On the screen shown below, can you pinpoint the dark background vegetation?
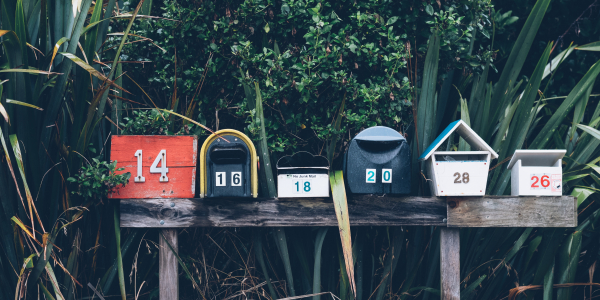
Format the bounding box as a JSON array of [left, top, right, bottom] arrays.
[[1, 0, 600, 299]]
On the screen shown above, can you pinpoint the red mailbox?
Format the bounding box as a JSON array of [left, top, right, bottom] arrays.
[[108, 135, 197, 199]]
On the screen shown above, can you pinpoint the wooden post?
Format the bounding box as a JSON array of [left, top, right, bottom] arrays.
[[160, 229, 178, 300], [440, 227, 460, 300]]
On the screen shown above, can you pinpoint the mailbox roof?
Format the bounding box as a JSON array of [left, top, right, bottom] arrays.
[[507, 149, 566, 169], [354, 126, 405, 142], [277, 151, 330, 169], [418, 120, 498, 161]]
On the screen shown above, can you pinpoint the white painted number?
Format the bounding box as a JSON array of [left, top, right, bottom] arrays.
[[216, 172, 226, 186], [150, 150, 169, 182], [366, 169, 376, 183], [231, 172, 242, 186], [134, 150, 146, 182], [382, 169, 392, 183]]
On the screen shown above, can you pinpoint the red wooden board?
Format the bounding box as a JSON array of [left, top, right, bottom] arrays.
[[109, 135, 197, 199]]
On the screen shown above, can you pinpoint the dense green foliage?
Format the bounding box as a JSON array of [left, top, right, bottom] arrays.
[[67, 158, 131, 202], [0, 0, 600, 299], [124, 0, 493, 156]]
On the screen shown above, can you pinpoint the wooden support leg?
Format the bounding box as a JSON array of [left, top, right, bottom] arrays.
[[160, 229, 178, 300], [440, 227, 460, 300]]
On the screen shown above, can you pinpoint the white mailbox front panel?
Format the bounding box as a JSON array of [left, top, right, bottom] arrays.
[[511, 160, 562, 196], [277, 174, 330, 198], [428, 151, 491, 196]]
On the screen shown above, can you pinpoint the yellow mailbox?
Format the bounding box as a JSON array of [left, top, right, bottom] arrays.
[[200, 129, 258, 198]]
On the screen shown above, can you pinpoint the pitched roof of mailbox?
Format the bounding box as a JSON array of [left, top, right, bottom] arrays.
[[418, 120, 499, 161]]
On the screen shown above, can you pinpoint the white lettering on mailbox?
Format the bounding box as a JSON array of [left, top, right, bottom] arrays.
[[150, 149, 169, 182], [366, 169, 376, 183]]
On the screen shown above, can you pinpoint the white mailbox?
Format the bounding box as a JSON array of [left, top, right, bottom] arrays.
[[276, 152, 330, 198], [507, 150, 565, 196], [418, 120, 498, 196]]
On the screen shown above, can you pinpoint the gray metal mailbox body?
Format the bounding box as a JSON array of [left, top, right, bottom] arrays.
[[205, 135, 252, 197], [344, 126, 411, 195]]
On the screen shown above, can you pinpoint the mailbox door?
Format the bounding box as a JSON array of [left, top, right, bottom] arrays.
[[205, 135, 252, 197]]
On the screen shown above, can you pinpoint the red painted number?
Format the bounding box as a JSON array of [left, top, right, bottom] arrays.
[[531, 176, 539, 188], [541, 175, 550, 187]]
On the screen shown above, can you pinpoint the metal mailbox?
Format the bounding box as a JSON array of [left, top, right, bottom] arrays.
[[419, 120, 498, 196], [200, 129, 258, 198], [276, 152, 330, 198], [507, 149, 565, 196], [344, 126, 411, 195]]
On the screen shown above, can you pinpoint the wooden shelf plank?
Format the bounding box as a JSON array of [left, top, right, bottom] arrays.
[[120, 195, 577, 228], [446, 196, 577, 227], [120, 195, 447, 228]]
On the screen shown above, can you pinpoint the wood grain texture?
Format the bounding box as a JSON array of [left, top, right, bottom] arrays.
[[109, 135, 197, 199], [440, 227, 460, 300], [446, 196, 577, 227], [119, 195, 447, 227], [159, 229, 178, 300]]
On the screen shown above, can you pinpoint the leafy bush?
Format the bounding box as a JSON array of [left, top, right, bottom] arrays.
[[67, 158, 131, 202], [120, 108, 198, 135], [124, 0, 493, 156]]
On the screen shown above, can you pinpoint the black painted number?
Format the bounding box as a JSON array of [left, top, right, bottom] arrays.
[[453, 172, 470, 184]]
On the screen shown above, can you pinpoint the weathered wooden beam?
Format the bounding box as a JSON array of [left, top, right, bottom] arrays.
[[159, 229, 178, 300], [446, 196, 577, 227], [120, 195, 447, 227], [440, 227, 460, 300]]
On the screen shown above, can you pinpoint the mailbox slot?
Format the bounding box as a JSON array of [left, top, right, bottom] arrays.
[[344, 126, 411, 195], [210, 146, 247, 163]]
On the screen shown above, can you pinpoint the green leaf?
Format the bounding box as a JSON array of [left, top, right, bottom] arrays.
[[5, 99, 43, 110], [491, 0, 550, 118], [576, 123, 600, 141], [386, 16, 398, 25], [330, 170, 356, 298], [425, 4, 434, 15], [530, 59, 600, 149], [575, 41, 600, 51], [571, 187, 595, 207]]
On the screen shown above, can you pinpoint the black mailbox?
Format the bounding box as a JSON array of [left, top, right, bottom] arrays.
[[200, 129, 258, 198], [344, 126, 410, 195]]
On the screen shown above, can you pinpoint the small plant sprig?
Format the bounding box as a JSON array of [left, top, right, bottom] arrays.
[[120, 108, 196, 135], [67, 158, 131, 202]]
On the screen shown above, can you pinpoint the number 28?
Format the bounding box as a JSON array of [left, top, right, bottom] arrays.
[[453, 172, 470, 184]]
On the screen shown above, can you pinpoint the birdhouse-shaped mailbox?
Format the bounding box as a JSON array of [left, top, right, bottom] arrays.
[[507, 150, 565, 196], [276, 152, 330, 198], [108, 135, 198, 199], [419, 120, 498, 196], [200, 129, 258, 198], [344, 126, 411, 195]]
